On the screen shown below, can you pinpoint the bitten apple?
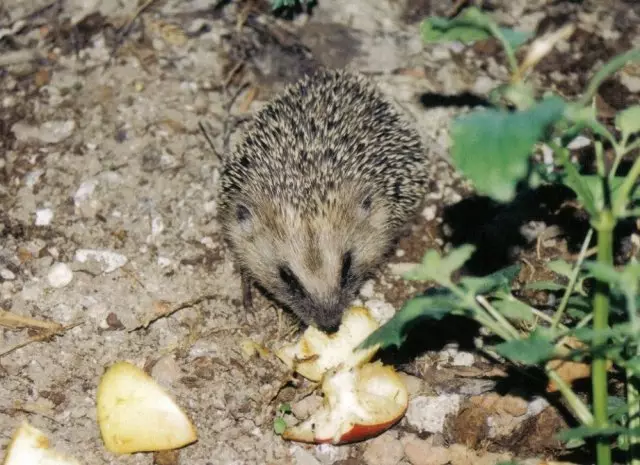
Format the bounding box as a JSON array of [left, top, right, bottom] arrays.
[[3, 422, 81, 465], [276, 306, 380, 382], [283, 362, 408, 444], [275, 306, 408, 444], [96, 361, 197, 454]]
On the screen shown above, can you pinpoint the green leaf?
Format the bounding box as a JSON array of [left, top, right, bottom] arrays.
[[460, 264, 521, 295], [273, 417, 287, 435], [583, 262, 622, 287], [278, 403, 292, 414], [524, 280, 566, 291], [546, 259, 574, 280], [358, 290, 462, 350], [615, 105, 640, 138], [404, 245, 476, 284], [494, 329, 556, 364], [556, 425, 636, 441], [451, 97, 566, 202], [420, 7, 531, 50], [563, 175, 625, 213], [493, 297, 535, 323]]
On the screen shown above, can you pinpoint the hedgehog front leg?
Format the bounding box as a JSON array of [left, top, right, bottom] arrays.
[[241, 271, 254, 314]]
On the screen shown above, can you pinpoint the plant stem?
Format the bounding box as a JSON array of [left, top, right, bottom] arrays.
[[488, 23, 519, 75], [578, 49, 640, 107], [551, 228, 594, 329], [592, 210, 615, 465], [627, 370, 640, 465], [546, 365, 595, 426], [477, 295, 521, 339], [613, 152, 640, 217]]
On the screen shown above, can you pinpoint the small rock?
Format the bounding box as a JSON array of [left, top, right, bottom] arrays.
[[451, 352, 474, 367], [74, 179, 98, 207], [363, 430, 404, 465], [359, 280, 375, 299], [406, 394, 461, 433], [314, 443, 349, 465], [11, 120, 76, 144], [35, 208, 54, 226], [151, 355, 182, 388], [47, 263, 73, 288], [398, 373, 423, 397], [364, 299, 395, 324], [0, 268, 16, 280], [620, 72, 640, 92], [291, 394, 323, 420], [404, 437, 449, 465], [449, 406, 488, 448], [291, 445, 321, 465], [74, 249, 127, 273], [421, 205, 437, 221]]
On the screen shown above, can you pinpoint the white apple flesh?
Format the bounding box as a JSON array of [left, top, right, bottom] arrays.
[[2, 422, 81, 465], [96, 361, 197, 454]]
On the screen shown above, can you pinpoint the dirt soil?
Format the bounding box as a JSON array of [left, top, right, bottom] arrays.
[[1, 0, 639, 464]]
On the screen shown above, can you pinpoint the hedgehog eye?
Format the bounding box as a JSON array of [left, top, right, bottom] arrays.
[[340, 250, 353, 289], [236, 204, 253, 233], [279, 265, 306, 296]]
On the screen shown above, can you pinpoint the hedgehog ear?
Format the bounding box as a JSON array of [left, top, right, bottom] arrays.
[[236, 203, 253, 234]]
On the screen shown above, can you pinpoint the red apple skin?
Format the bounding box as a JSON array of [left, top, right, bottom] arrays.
[[282, 406, 407, 445]]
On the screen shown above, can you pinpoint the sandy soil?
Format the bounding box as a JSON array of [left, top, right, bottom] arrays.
[[1, 0, 639, 464]]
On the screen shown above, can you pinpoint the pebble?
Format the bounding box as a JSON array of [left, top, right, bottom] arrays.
[[291, 394, 323, 420], [74, 179, 98, 206], [404, 437, 449, 465], [364, 299, 396, 324], [47, 263, 73, 288], [290, 445, 321, 465], [387, 262, 419, 276], [151, 355, 182, 388], [451, 352, 474, 367], [11, 120, 76, 144], [359, 280, 375, 299], [74, 249, 127, 273], [35, 208, 54, 226], [421, 205, 437, 221], [0, 268, 16, 280], [314, 444, 349, 465], [363, 431, 404, 465], [406, 394, 461, 433]]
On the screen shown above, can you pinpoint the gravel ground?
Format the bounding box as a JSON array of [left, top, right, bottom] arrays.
[[1, 0, 639, 464]]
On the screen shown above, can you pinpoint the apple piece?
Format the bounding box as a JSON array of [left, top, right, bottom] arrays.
[[282, 361, 408, 444], [275, 306, 381, 381], [96, 361, 197, 454], [3, 421, 81, 465]]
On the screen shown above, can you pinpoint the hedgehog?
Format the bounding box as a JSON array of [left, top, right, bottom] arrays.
[[218, 68, 430, 332]]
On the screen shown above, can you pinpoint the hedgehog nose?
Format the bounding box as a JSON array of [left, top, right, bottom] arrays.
[[316, 306, 344, 334]]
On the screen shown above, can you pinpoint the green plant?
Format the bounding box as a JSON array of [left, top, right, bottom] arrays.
[[361, 7, 640, 465]]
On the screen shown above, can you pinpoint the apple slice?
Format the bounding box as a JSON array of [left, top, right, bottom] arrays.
[[96, 361, 197, 454], [275, 306, 381, 381], [282, 361, 408, 444], [3, 422, 81, 465]]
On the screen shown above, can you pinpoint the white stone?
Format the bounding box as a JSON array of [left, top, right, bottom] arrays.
[[364, 299, 396, 325], [35, 208, 54, 226], [11, 120, 75, 144], [74, 249, 127, 273], [451, 351, 475, 367], [74, 179, 98, 206], [359, 280, 375, 299], [0, 268, 16, 280], [421, 205, 437, 221], [406, 394, 461, 433], [47, 262, 73, 288]]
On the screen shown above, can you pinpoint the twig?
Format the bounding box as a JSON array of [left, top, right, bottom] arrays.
[[0, 321, 82, 358], [0, 308, 62, 331], [130, 294, 220, 331]]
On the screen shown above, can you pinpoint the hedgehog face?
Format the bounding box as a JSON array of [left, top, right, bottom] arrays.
[[227, 190, 393, 332]]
